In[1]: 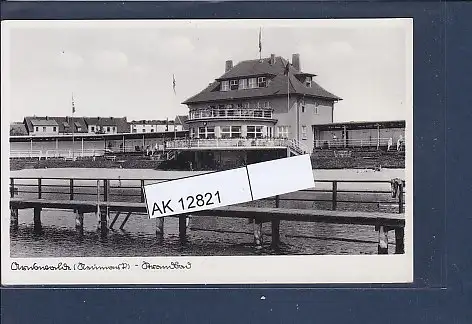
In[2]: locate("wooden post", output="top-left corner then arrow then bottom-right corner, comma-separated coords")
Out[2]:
103,179 -> 109,202
69,179 -> 74,200
271,219 -> 280,249
109,212 -> 121,229
10,178 -> 15,198
377,225 -> 388,254
10,208 -> 19,230
119,212 -> 132,230
179,215 -> 187,241
75,210 -> 84,233
398,183 -> 404,213
38,178 -> 42,199
99,208 -> 108,238
156,217 -> 164,235
332,181 -> 338,210
254,218 -> 263,247
395,227 -> 405,254
33,207 -> 42,233
140,180 -> 145,203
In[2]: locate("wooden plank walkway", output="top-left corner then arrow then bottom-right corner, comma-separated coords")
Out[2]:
9,197 -> 405,254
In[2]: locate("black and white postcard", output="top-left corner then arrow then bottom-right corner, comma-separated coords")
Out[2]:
1,19 -> 413,284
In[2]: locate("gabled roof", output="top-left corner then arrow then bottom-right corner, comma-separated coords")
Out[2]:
30,119 -> 58,127
183,56 -> 341,105
175,115 -> 189,130
84,117 -> 129,133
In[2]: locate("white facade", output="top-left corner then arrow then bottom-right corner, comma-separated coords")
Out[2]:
88,124 -> 118,134
30,125 -> 59,136
130,123 -> 183,133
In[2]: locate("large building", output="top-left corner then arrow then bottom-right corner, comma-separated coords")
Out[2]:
182,53 -> 341,153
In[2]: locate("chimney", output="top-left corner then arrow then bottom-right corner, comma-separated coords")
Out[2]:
225,60 -> 233,72
270,54 -> 275,65
292,53 -> 301,71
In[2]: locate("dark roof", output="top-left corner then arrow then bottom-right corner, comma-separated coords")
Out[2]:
24,116 -> 88,134
174,115 -> 188,125
183,56 -> 341,104
84,117 -> 129,133
175,115 -> 189,130
10,123 -> 28,136
30,119 -> 58,127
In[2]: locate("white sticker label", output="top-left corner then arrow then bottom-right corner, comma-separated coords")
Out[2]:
144,154 -> 315,218
144,167 -> 252,218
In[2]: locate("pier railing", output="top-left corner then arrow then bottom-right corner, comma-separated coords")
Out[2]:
9,176 -> 405,213
9,176 -> 406,253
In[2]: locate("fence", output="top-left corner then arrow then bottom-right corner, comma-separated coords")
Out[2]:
315,138 -> 405,150
9,176 -> 405,214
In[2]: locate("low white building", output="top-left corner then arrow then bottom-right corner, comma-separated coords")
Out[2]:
29,119 -> 59,136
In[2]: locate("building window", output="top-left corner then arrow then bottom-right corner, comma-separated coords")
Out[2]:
190,128 -> 195,138
254,110 -> 263,118
239,79 -> 248,89
132,129 -> 137,133
142,129 -> 146,133
248,78 -> 257,88
305,76 -> 312,87
91,126 -> 95,132
199,127 -> 206,139
230,80 -> 238,90
43,127 -> 46,132
257,77 -> 266,87
314,102 -> 319,114
277,126 -> 289,138
107,126 -> 111,132
53,127 -> 57,132
301,105 -> 305,113
263,110 -> 272,118
35,127 -> 39,132
243,102 -> 250,109
247,126 -> 263,139
220,126 -> 241,139
302,126 -> 307,140
151,129 -> 154,133
263,101 -> 271,109
206,127 -> 215,139
221,80 -> 229,91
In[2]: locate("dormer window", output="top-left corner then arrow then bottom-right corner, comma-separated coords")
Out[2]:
239,79 -> 248,89
230,80 -> 238,90
257,77 -> 266,87
305,76 -> 312,87
248,78 -> 257,89
221,80 -> 229,91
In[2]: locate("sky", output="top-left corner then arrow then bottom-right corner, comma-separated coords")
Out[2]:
4,19 -> 412,123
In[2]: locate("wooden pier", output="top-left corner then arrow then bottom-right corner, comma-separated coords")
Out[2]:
9,176 -> 406,254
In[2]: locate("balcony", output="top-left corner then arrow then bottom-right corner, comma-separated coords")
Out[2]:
165,138 -> 309,155
188,108 -> 274,121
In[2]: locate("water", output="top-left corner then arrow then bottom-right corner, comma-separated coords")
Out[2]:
9,168 -> 404,257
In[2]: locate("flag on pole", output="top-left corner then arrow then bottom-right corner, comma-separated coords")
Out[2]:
258,28 -> 262,59
284,62 -> 290,76
172,74 -> 176,95
71,93 -> 76,114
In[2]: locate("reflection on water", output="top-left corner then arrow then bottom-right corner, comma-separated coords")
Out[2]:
10,209 -> 396,257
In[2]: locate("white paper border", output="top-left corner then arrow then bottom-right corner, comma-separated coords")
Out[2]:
1,18 -> 413,285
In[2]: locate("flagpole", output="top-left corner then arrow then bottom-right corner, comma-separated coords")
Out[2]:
72,93 -> 75,160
